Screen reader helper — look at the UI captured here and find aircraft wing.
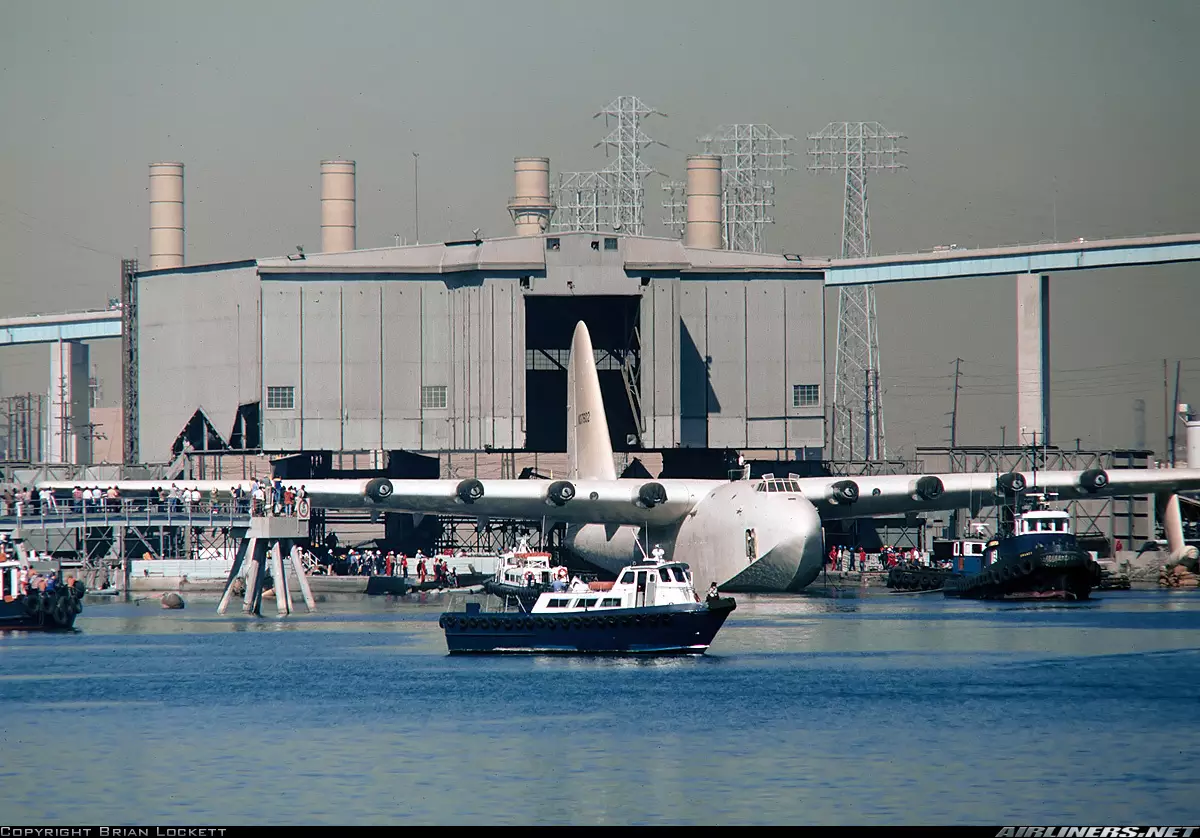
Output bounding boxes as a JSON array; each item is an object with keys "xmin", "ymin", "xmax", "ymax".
[
  {"xmin": 797, "ymin": 467, "xmax": 1200, "ymax": 521},
  {"xmin": 301, "ymin": 477, "xmax": 706, "ymax": 527}
]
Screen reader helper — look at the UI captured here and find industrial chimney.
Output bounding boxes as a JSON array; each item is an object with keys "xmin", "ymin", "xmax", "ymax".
[
  {"xmin": 507, "ymin": 157, "xmax": 554, "ymax": 236},
  {"xmin": 148, "ymin": 162, "xmax": 185, "ymax": 270},
  {"xmin": 320, "ymin": 160, "xmax": 356, "ymax": 252},
  {"xmin": 685, "ymin": 154, "xmax": 723, "ymax": 250}
]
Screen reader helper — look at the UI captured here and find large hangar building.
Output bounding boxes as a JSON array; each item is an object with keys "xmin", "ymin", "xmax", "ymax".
[{"xmin": 131, "ymin": 157, "xmax": 829, "ymax": 478}]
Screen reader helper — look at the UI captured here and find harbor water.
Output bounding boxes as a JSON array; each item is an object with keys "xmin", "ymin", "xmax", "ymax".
[{"xmin": 1, "ymin": 588, "xmax": 1198, "ymax": 825}]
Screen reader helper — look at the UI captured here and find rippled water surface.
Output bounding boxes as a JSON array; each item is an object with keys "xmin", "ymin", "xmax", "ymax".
[{"xmin": 1, "ymin": 588, "xmax": 1198, "ymax": 824}]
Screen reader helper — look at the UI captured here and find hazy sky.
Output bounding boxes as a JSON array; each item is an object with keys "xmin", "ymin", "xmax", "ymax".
[{"xmin": 2, "ymin": 0, "xmax": 1198, "ymax": 460}]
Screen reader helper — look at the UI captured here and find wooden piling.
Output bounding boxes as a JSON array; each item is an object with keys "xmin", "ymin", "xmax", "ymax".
[
  {"xmin": 217, "ymin": 538, "xmax": 249, "ymax": 615},
  {"xmin": 289, "ymin": 544, "xmax": 317, "ymax": 612}
]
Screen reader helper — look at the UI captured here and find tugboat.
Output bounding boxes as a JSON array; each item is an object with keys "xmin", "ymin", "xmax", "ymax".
[
  {"xmin": 439, "ymin": 548, "xmax": 736, "ymax": 655},
  {"xmin": 943, "ymin": 493, "xmax": 1101, "ymax": 601},
  {"xmin": 0, "ymin": 558, "xmax": 87, "ymax": 630}
]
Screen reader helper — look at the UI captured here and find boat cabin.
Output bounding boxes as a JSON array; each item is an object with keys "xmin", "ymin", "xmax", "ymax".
[
  {"xmin": 1015, "ymin": 509, "xmax": 1073, "ymax": 536},
  {"xmin": 529, "ymin": 556, "xmax": 698, "ymax": 614}
]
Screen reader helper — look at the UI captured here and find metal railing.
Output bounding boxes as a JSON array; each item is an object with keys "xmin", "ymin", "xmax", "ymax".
[{"xmin": 0, "ymin": 498, "xmax": 263, "ymax": 530}]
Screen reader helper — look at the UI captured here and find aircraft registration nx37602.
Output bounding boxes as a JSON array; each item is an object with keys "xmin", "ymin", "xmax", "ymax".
[{"xmin": 39, "ymin": 322, "xmax": 1200, "ymax": 592}]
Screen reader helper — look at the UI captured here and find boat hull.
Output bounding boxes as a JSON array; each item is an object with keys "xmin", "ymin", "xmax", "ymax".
[
  {"xmin": 944, "ymin": 547, "xmax": 1100, "ymax": 601},
  {"xmin": 0, "ymin": 587, "xmax": 84, "ymax": 631},
  {"xmin": 439, "ymin": 598, "xmax": 736, "ymax": 655}
]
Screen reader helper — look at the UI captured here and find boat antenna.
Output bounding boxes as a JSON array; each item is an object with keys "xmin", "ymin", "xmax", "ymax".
[{"xmin": 635, "ymin": 525, "xmax": 650, "ymax": 560}]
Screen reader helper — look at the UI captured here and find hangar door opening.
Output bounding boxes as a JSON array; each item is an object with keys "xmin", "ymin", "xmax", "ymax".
[{"xmin": 524, "ymin": 295, "xmax": 641, "ymax": 453}]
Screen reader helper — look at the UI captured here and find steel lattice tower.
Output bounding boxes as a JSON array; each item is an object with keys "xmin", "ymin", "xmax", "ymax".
[
  {"xmin": 808, "ymin": 121, "xmax": 906, "ymax": 461},
  {"xmin": 552, "ymin": 95, "xmax": 661, "ymax": 235},
  {"xmin": 709, "ymin": 124, "xmax": 793, "ymax": 252}
]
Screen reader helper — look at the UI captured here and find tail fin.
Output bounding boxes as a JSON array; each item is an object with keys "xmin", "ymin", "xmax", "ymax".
[{"xmin": 567, "ymin": 321, "xmax": 617, "ymax": 480}]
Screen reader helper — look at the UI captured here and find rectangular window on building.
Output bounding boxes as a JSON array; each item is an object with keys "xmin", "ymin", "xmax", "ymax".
[
  {"xmin": 421, "ymin": 385, "xmax": 448, "ymax": 409},
  {"xmin": 546, "ymin": 237, "xmax": 561, "ymax": 251},
  {"xmin": 604, "ymin": 237, "xmax": 618, "ymax": 251},
  {"xmin": 266, "ymin": 386, "xmax": 295, "ymax": 410},
  {"xmin": 792, "ymin": 384, "xmax": 820, "ymax": 408}
]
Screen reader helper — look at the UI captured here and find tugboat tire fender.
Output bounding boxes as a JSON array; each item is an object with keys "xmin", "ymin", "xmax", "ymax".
[
  {"xmin": 52, "ymin": 597, "xmax": 70, "ymax": 626},
  {"xmin": 1019, "ymin": 559, "xmax": 1035, "ymax": 576},
  {"xmin": 661, "ymin": 612, "xmax": 672, "ymax": 625}
]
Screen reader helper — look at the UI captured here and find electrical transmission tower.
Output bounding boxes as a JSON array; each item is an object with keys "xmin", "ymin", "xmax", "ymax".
[
  {"xmin": 708, "ymin": 124, "xmax": 793, "ymax": 252},
  {"xmin": 552, "ymin": 95, "xmax": 661, "ymax": 235},
  {"xmin": 662, "ymin": 125, "xmax": 795, "ymax": 250},
  {"xmin": 808, "ymin": 121, "xmax": 906, "ymax": 461},
  {"xmin": 661, "ymin": 180, "xmax": 687, "ymax": 237}
]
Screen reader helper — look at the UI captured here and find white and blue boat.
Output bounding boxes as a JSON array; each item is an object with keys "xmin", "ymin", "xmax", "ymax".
[{"xmin": 439, "ymin": 549, "xmax": 736, "ymax": 655}]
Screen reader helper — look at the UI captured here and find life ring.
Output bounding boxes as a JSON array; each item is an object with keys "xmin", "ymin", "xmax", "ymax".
[
  {"xmin": 297, "ymin": 497, "xmax": 311, "ymax": 520},
  {"xmin": 556, "ymin": 567, "xmax": 569, "ymax": 581}
]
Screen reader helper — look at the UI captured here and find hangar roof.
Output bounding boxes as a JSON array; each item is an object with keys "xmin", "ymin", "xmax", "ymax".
[{"xmin": 254, "ymin": 231, "xmax": 829, "ymax": 276}]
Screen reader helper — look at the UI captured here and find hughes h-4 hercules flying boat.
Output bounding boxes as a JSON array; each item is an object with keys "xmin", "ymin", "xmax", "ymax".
[{"xmin": 41, "ymin": 322, "xmax": 1200, "ymax": 592}]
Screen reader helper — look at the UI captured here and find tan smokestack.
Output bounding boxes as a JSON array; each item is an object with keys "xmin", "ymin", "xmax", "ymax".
[
  {"xmin": 685, "ymin": 154, "xmax": 723, "ymax": 250},
  {"xmin": 507, "ymin": 157, "xmax": 554, "ymax": 236},
  {"xmin": 320, "ymin": 160, "xmax": 356, "ymax": 252},
  {"xmin": 149, "ymin": 162, "xmax": 185, "ymax": 270}
]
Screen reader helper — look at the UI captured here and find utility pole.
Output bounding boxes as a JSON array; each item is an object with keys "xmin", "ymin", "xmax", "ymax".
[
  {"xmin": 1001, "ymin": 425, "xmax": 1006, "ymax": 447},
  {"xmin": 950, "ymin": 358, "xmax": 963, "ymax": 448},
  {"xmin": 412, "ymin": 152, "xmax": 420, "ymax": 244},
  {"xmin": 1163, "ymin": 359, "xmax": 1169, "ymax": 462},
  {"xmin": 1169, "ymin": 360, "xmax": 1182, "ymax": 466}
]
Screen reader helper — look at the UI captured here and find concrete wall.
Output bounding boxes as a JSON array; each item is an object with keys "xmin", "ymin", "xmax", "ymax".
[
  {"xmin": 137, "ymin": 264, "xmax": 261, "ymax": 460},
  {"xmin": 259, "ymin": 276, "xmax": 525, "ymax": 452},
  {"xmin": 673, "ymin": 276, "xmax": 825, "ymax": 450}
]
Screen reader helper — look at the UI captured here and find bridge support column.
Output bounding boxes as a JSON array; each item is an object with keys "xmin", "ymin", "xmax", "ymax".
[
  {"xmin": 47, "ymin": 339, "xmax": 91, "ymax": 464},
  {"xmin": 1016, "ymin": 273, "xmax": 1050, "ymax": 446}
]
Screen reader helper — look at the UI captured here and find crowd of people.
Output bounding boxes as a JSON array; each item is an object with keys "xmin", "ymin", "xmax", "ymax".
[
  {"xmin": 0, "ymin": 478, "xmax": 311, "ymax": 519},
  {"xmin": 308, "ymin": 546, "xmax": 463, "ymax": 588},
  {"xmin": 826, "ymin": 544, "xmax": 933, "ymax": 572}
]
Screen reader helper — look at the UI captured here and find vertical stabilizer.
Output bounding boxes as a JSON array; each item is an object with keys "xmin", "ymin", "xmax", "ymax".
[{"xmin": 568, "ymin": 321, "xmax": 617, "ymax": 480}]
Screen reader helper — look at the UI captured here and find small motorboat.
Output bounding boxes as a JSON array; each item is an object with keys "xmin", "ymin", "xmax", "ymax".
[{"xmin": 439, "ymin": 548, "xmax": 736, "ymax": 655}]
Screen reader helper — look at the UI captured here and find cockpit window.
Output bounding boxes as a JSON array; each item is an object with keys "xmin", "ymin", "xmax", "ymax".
[
  {"xmin": 671, "ymin": 567, "xmax": 687, "ymax": 582},
  {"xmin": 620, "ymin": 572, "xmax": 635, "ymax": 584},
  {"xmin": 659, "ymin": 570, "xmax": 672, "ymax": 583}
]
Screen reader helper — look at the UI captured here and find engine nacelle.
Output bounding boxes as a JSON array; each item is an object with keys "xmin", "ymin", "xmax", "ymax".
[
  {"xmin": 1079, "ymin": 469, "xmax": 1109, "ymax": 493},
  {"xmin": 912, "ymin": 475, "xmax": 945, "ymax": 502},
  {"xmin": 365, "ymin": 477, "xmax": 394, "ymax": 502},
  {"xmin": 637, "ymin": 482, "xmax": 668, "ymax": 509},
  {"xmin": 546, "ymin": 480, "xmax": 576, "ymax": 506},
  {"xmin": 830, "ymin": 480, "xmax": 859, "ymax": 505},
  {"xmin": 455, "ymin": 478, "xmax": 484, "ymax": 504},
  {"xmin": 996, "ymin": 472, "xmax": 1027, "ymax": 495}
]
